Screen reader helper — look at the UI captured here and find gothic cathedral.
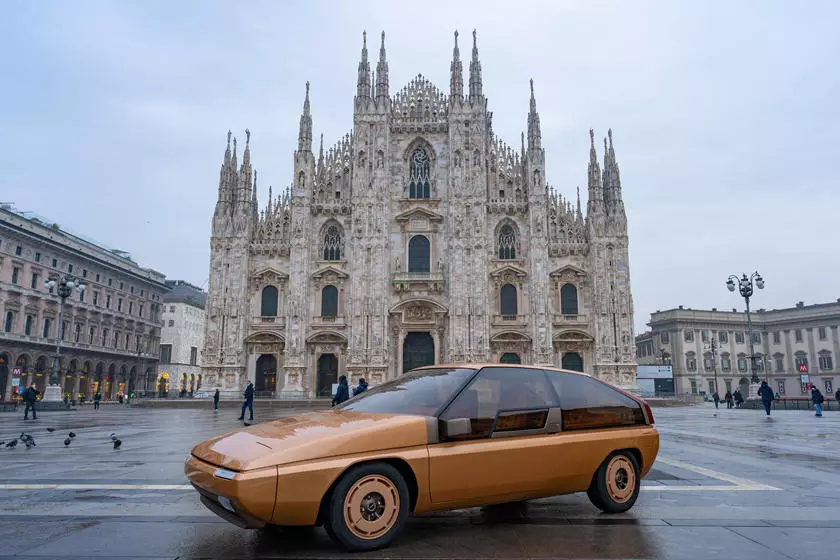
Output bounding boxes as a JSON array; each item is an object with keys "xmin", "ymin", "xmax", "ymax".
[{"xmin": 201, "ymin": 31, "xmax": 636, "ymax": 397}]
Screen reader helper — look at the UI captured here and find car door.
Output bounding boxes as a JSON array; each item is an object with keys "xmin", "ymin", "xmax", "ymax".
[{"xmin": 427, "ymin": 366, "xmax": 564, "ymax": 506}]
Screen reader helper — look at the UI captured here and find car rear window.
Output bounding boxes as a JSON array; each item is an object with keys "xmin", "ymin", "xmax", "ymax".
[
  {"xmin": 339, "ymin": 368, "xmax": 476, "ymax": 416},
  {"xmin": 548, "ymin": 372, "xmax": 645, "ymax": 430}
]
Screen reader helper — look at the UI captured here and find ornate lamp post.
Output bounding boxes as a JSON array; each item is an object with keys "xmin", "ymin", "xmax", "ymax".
[
  {"xmin": 43, "ymin": 275, "xmax": 86, "ymax": 401},
  {"xmin": 726, "ymin": 272, "xmax": 764, "ymax": 385}
]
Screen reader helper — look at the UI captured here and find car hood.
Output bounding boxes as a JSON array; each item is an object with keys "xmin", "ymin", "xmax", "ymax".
[{"xmin": 190, "ymin": 410, "xmax": 431, "ymax": 471}]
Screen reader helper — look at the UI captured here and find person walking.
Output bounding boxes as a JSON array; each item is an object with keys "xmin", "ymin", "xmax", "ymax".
[
  {"xmin": 724, "ymin": 391, "xmax": 733, "ymax": 409},
  {"xmin": 352, "ymin": 377, "xmax": 368, "ymax": 397},
  {"xmin": 22, "ymin": 383, "xmax": 39, "ymax": 420},
  {"xmin": 811, "ymin": 386, "xmax": 825, "ymax": 417},
  {"xmin": 213, "ymin": 388, "xmax": 220, "ymax": 411},
  {"xmin": 835, "ymin": 388, "xmax": 840, "ymax": 410},
  {"xmin": 734, "ymin": 390, "xmax": 744, "ymax": 408},
  {"xmin": 758, "ymin": 381, "xmax": 774, "ymax": 416},
  {"xmin": 332, "ymin": 375, "xmax": 349, "ymax": 407},
  {"xmin": 238, "ymin": 381, "xmax": 254, "ymax": 421},
  {"xmin": 94, "ymin": 391, "xmax": 101, "ymax": 410},
  {"xmin": 712, "ymin": 391, "xmax": 720, "ymax": 409}
]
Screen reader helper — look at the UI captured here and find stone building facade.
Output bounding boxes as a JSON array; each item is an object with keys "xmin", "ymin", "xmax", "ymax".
[
  {"xmin": 202, "ymin": 31, "xmax": 636, "ymax": 398},
  {"xmin": 156, "ymin": 280, "xmax": 206, "ymax": 397},
  {"xmin": 0, "ymin": 204, "xmax": 166, "ymax": 401},
  {"xmin": 636, "ymin": 300, "xmax": 840, "ymax": 398}
]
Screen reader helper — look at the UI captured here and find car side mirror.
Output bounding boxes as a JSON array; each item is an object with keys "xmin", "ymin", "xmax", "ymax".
[{"xmin": 443, "ymin": 418, "xmax": 471, "ymax": 439}]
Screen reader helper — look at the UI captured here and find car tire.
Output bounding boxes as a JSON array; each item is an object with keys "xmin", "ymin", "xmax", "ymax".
[
  {"xmin": 589, "ymin": 451, "xmax": 641, "ymax": 514},
  {"xmin": 324, "ymin": 462, "xmax": 410, "ymax": 552}
]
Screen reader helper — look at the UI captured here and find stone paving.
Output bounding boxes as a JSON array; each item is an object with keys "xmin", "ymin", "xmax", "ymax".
[{"xmin": 0, "ymin": 403, "xmax": 838, "ymax": 559}]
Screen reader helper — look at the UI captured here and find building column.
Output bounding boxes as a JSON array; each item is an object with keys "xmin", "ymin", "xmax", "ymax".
[
  {"xmin": 72, "ymin": 375, "xmax": 81, "ymax": 400},
  {"xmin": 396, "ymin": 332, "xmax": 405, "ymax": 376},
  {"xmin": 59, "ymin": 369, "xmax": 66, "ymax": 397},
  {"xmin": 432, "ymin": 331, "xmax": 440, "ymax": 364}
]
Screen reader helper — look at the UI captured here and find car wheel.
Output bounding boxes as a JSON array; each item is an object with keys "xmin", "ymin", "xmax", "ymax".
[
  {"xmin": 324, "ymin": 462, "xmax": 410, "ymax": 552},
  {"xmin": 590, "ymin": 451, "xmax": 641, "ymax": 514}
]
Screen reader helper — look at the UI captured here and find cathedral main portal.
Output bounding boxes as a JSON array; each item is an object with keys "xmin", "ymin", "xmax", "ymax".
[{"xmin": 402, "ymin": 332, "xmax": 435, "ymax": 374}]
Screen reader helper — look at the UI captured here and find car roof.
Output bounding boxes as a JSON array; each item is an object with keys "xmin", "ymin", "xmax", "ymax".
[{"xmin": 414, "ymin": 363, "xmax": 592, "ymax": 377}]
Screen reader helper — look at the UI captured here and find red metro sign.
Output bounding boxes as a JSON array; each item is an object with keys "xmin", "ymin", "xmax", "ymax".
[{"xmin": 798, "ymin": 363, "xmax": 809, "ymax": 373}]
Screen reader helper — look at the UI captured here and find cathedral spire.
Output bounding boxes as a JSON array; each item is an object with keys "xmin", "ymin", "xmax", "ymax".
[
  {"xmin": 604, "ymin": 128, "xmax": 623, "ymax": 209},
  {"xmin": 217, "ymin": 131, "xmax": 233, "ymax": 203},
  {"xmin": 375, "ymin": 31, "xmax": 389, "ymax": 102},
  {"xmin": 468, "ymin": 29, "xmax": 483, "ymax": 102},
  {"xmin": 317, "ymin": 133, "xmax": 324, "ymax": 176},
  {"xmin": 450, "ymin": 30, "xmax": 463, "ymax": 99},
  {"xmin": 356, "ymin": 31, "xmax": 371, "ymax": 100},
  {"xmin": 298, "ymin": 81, "xmax": 312, "ymax": 153},
  {"xmin": 587, "ymin": 128, "xmax": 604, "ymax": 215},
  {"xmin": 527, "ymin": 78, "xmax": 542, "ymax": 152}
]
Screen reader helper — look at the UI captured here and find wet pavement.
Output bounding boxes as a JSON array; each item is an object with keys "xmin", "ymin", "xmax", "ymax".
[{"xmin": 0, "ymin": 403, "xmax": 837, "ymax": 559}]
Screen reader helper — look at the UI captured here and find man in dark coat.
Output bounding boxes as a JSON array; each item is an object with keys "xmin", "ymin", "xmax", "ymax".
[
  {"xmin": 332, "ymin": 376, "xmax": 349, "ymax": 406},
  {"xmin": 352, "ymin": 378, "xmax": 368, "ymax": 397},
  {"xmin": 712, "ymin": 391, "xmax": 720, "ymax": 409},
  {"xmin": 835, "ymin": 388, "xmax": 840, "ymax": 407},
  {"xmin": 94, "ymin": 391, "xmax": 101, "ymax": 410},
  {"xmin": 758, "ymin": 381, "xmax": 774, "ymax": 416},
  {"xmin": 811, "ymin": 387, "xmax": 824, "ymax": 417},
  {"xmin": 213, "ymin": 388, "xmax": 220, "ymax": 411},
  {"xmin": 238, "ymin": 381, "xmax": 254, "ymax": 421},
  {"xmin": 22, "ymin": 383, "xmax": 39, "ymax": 420}
]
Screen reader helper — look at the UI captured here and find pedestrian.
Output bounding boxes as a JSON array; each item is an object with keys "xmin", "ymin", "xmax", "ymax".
[
  {"xmin": 94, "ymin": 391, "xmax": 101, "ymax": 410},
  {"xmin": 835, "ymin": 388, "xmax": 840, "ymax": 408},
  {"xmin": 758, "ymin": 380, "xmax": 774, "ymax": 416},
  {"xmin": 811, "ymin": 386, "xmax": 824, "ymax": 417},
  {"xmin": 734, "ymin": 390, "xmax": 744, "ymax": 408},
  {"xmin": 22, "ymin": 383, "xmax": 39, "ymax": 420},
  {"xmin": 725, "ymin": 391, "xmax": 733, "ymax": 409},
  {"xmin": 213, "ymin": 388, "xmax": 220, "ymax": 411},
  {"xmin": 332, "ymin": 375, "xmax": 350, "ymax": 407},
  {"xmin": 238, "ymin": 381, "xmax": 254, "ymax": 421},
  {"xmin": 352, "ymin": 377, "xmax": 369, "ymax": 397},
  {"xmin": 712, "ymin": 391, "xmax": 720, "ymax": 409},
  {"xmin": 118, "ymin": 392, "xmax": 124, "ymax": 404}
]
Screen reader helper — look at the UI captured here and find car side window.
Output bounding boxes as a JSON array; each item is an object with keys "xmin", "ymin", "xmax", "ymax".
[
  {"xmin": 440, "ymin": 367, "xmax": 557, "ymax": 440},
  {"xmin": 548, "ymin": 372, "xmax": 645, "ymax": 430}
]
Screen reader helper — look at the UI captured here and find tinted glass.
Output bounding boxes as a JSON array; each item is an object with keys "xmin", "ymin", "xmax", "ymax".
[
  {"xmin": 339, "ymin": 368, "xmax": 476, "ymax": 416},
  {"xmin": 494, "ymin": 409, "xmax": 548, "ymax": 432},
  {"xmin": 549, "ymin": 372, "xmax": 644, "ymax": 430},
  {"xmin": 440, "ymin": 367, "xmax": 557, "ymax": 440}
]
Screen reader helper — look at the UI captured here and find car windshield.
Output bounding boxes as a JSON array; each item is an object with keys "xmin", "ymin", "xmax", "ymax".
[{"xmin": 338, "ymin": 368, "xmax": 477, "ymax": 416}]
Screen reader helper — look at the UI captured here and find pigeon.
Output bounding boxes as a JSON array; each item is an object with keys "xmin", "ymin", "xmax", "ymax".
[
  {"xmin": 68, "ymin": 432, "xmax": 76, "ymax": 439},
  {"xmin": 113, "ymin": 439, "xmax": 122, "ymax": 450},
  {"xmin": 47, "ymin": 427, "xmax": 56, "ymax": 432},
  {"xmin": 64, "ymin": 438, "xmax": 71, "ymax": 446},
  {"xmin": 109, "ymin": 433, "xmax": 117, "ymax": 441},
  {"xmin": 6, "ymin": 440, "xmax": 17, "ymax": 448}
]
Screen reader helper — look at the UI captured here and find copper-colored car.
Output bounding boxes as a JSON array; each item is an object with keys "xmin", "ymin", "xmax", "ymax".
[{"xmin": 185, "ymin": 364, "xmax": 659, "ymax": 551}]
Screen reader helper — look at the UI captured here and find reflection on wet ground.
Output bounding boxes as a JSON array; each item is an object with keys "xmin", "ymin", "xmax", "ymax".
[{"xmin": 0, "ymin": 404, "xmax": 838, "ymax": 559}]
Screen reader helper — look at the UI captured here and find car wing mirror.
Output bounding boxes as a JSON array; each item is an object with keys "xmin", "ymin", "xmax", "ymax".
[{"xmin": 444, "ymin": 418, "xmax": 471, "ymax": 439}]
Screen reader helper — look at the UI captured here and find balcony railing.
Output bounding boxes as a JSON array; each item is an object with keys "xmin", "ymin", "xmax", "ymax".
[
  {"xmin": 552, "ymin": 313, "xmax": 588, "ymax": 324},
  {"xmin": 251, "ymin": 316, "xmax": 286, "ymax": 328},
  {"xmin": 492, "ymin": 314, "xmax": 527, "ymax": 326}
]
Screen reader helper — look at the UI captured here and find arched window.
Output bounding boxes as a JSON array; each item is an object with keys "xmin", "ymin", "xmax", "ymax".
[
  {"xmin": 498, "ymin": 224, "xmax": 516, "ymax": 259},
  {"xmin": 561, "ymin": 352, "xmax": 584, "ymax": 372},
  {"xmin": 408, "ymin": 235, "xmax": 430, "ymax": 273},
  {"xmin": 408, "ymin": 147, "xmax": 431, "ymax": 199},
  {"xmin": 321, "ymin": 285, "xmax": 338, "ymax": 317},
  {"xmin": 500, "ymin": 352, "xmax": 521, "ymax": 364},
  {"xmin": 4, "ymin": 311, "xmax": 13, "ymax": 333},
  {"xmin": 500, "ymin": 284, "xmax": 518, "ymax": 317},
  {"xmin": 322, "ymin": 225, "xmax": 341, "ymax": 261},
  {"xmin": 560, "ymin": 284, "xmax": 578, "ymax": 315},
  {"xmin": 260, "ymin": 285, "xmax": 278, "ymax": 317}
]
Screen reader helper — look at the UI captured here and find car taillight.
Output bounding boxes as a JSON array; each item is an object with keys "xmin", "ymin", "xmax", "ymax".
[{"xmin": 642, "ymin": 400, "xmax": 654, "ymax": 425}]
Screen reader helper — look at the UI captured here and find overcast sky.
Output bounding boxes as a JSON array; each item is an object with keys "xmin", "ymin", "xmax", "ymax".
[{"xmin": 2, "ymin": 0, "xmax": 838, "ymax": 334}]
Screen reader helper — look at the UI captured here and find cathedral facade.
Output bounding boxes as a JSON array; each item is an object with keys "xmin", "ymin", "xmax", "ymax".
[{"xmin": 201, "ymin": 31, "xmax": 636, "ymax": 397}]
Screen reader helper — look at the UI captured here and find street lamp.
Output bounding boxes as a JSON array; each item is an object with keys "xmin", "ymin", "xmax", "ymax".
[
  {"xmin": 705, "ymin": 337, "xmax": 720, "ymax": 396},
  {"xmin": 726, "ymin": 272, "xmax": 764, "ymax": 384},
  {"xmin": 43, "ymin": 275, "xmax": 86, "ymax": 402}
]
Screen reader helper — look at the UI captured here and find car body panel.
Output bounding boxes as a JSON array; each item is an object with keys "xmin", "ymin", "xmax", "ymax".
[{"xmin": 190, "ymin": 410, "xmax": 430, "ymax": 470}]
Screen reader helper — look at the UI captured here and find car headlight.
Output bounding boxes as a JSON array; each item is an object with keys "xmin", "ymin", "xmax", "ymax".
[
  {"xmin": 214, "ymin": 468, "xmax": 236, "ymax": 480},
  {"xmin": 218, "ymin": 495, "xmax": 236, "ymax": 513}
]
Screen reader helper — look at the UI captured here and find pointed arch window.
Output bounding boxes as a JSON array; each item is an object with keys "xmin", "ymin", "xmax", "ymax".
[
  {"xmin": 408, "ymin": 147, "xmax": 431, "ymax": 199},
  {"xmin": 261, "ymin": 286, "xmax": 278, "ymax": 317},
  {"xmin": 498, "ymin": 224, "xmax": 517, "ymax": 259},
  {"xmin": 500, "ymin": 284, "xmax": 518, "ymax": 317},
  {"xmin": 560, "ymin": 283, "xmax": 579, "ymax": 315},
  {"xmin": 408, "ymin": 235, "xmax": 430, "ymax": 273},
  {"xmin": 322, "ymin": 225, "xmax": 342, "ymax": 261},
  {"xmin": 321, "ymin": 285, "xmax": 338, "ymax": 317}
]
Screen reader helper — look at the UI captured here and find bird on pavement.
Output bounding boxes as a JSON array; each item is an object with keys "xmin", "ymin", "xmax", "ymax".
[
  {"xmin": 68, "ymin": 432, "xmax": 76, "ymax": 439},
  {"xmin": 109, "ymin": 433, "xmax": 117, "ymax": 441},
  {"xmin": 113, "ymin": 439, "xmax": 122, "ymax": 450},
  {"xmin": 6, "ymin": 440, "xmax": 17, "ymax": 448},
  {"xmin": 47, "ymin": 427, "xmax": 56, "ymax": 432},
  {"xmin": 64, "ymin": 438, "xmax": 72, "ymax": 446}
]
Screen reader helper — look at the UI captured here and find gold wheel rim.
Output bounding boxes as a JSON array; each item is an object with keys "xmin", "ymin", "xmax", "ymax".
[
  {"xmin": 343, "ymin": 474, "xmax": 400, "ymax": 540},
  {"xmin": 605, "ymin": 456, "xmax": 636, "ymax": 503}
]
